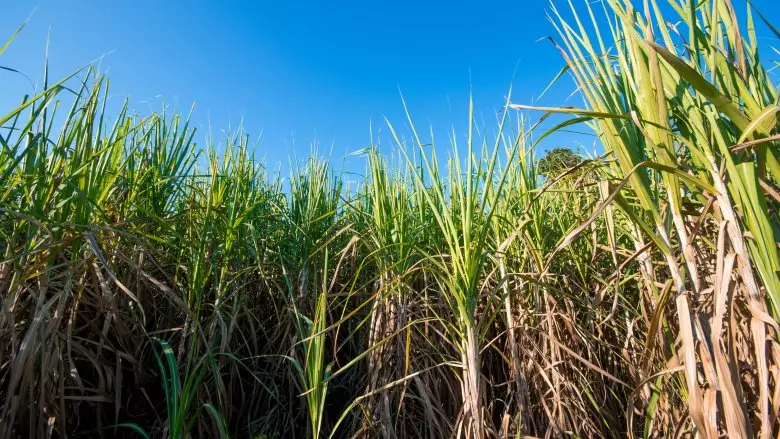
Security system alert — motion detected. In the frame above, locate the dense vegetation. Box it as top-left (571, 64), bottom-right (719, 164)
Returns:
top-left (1, 0), bottom-right (779, 437)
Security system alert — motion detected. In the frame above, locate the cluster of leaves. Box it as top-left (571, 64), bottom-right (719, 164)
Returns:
top-left (536, 147), bottom-right (582, 178)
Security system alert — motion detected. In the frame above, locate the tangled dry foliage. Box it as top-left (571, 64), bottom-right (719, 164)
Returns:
top-left (1, 0), bottom-right (779, 437)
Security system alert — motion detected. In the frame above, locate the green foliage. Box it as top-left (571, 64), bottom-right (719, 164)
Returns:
top-left (1, 1), bottom-right (778, 439)
top-left (536, 147), bottom-right (582, 178)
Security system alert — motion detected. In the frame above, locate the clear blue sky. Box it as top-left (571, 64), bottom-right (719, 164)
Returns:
top-left (1, 0), bottom-right (778, 177)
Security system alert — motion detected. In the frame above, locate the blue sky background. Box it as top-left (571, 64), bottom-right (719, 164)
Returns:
top-left (0, 0), bottom-right (778, 178)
